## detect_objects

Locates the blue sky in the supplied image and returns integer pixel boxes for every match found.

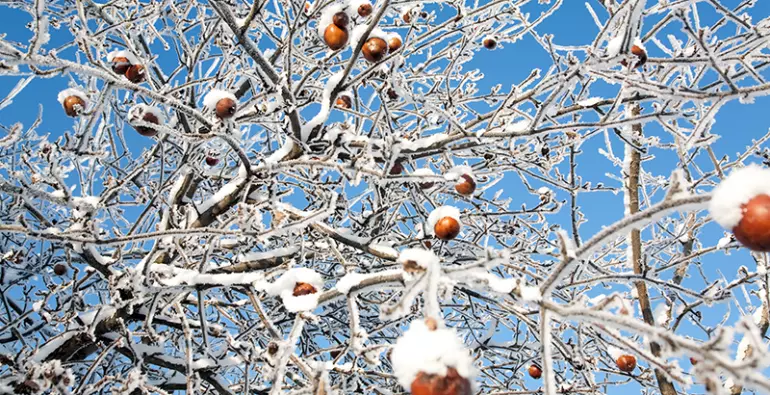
[3,1,770,393]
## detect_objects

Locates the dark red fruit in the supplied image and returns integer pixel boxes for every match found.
[332,12,349,28]
[63,96,86,117]
[411,367,471,395]
[53,264,67,276]
[733,194,770,251]
[362,37,387,62]
[215,98,237,119]
[205,156,219,166]
[528,364,542,379]
[125,64,146,83]
[293,282,317,296]
[111,56,131,74]
[435,217,460,240]
[454,174,476,196]
[324,24,348,50]
[135,112,159,137]
[616,354,637,372]
[358,3,372,17]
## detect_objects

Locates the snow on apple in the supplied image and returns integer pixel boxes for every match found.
[264,267,324,312]
[391,319,475,393]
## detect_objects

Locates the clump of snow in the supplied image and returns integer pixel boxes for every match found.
[505,119,530,134]
[203,89,237,111]
[577,97,603,107]
[398,248,439,272]
[607,36,645,57]
[264,268,324,312]
[444,165,473,181]
[708,164,770,229]
[391,320,476,389]
[606,36,624,57]
[606,345,625,359]
[106,49,139,65]
[56,87,88,106]
[336,272,367,294]
[350,25,388,49]
[426,206,462,236]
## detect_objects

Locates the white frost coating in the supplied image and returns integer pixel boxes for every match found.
[444,165,473,181]
[607,36,644,57]
[577,97,604,107]
[264,268,324,312]
[412,168,435,175]
[56,87,88,105]
[153,265,265,287]
[302,72,345,141]
[266,139,297,163]
[238,246,299,262]
[505,119,530,134]
[203,89,237,111]
[398,248,440,271]
[607,36,623,57]
[370,243,398,257]
[391,320,475,389]
[336,272,367,294]
[197,177,245,214]
[318,3,345,37]
[33,331,77,362]
[708,164,770,229]
[106,49,139,65]
[606,345,624,359]
[426,206,462,236]
[520,285,542,302]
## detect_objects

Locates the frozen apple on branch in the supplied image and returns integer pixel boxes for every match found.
[709,164,770,251]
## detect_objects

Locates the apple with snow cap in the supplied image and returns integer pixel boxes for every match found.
[455,174,476,196]
[62,96,86,117]
[392,320,475,395]
[621,44,647,69]
[128,104,164,137]
[428,206,462,241]
[388,35,403,52]
[266,267,324,312]
[107,50,138,75]
[708,164,770,251]
[58,88,88,117]
[608,36,647,69]
[398,248,439,275]
[362,37,388,62]
[412,168,436,189]
[204,90,238,120]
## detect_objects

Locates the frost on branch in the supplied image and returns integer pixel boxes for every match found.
[3,0,770,394]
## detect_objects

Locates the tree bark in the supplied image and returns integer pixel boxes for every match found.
[627,105,678,395]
